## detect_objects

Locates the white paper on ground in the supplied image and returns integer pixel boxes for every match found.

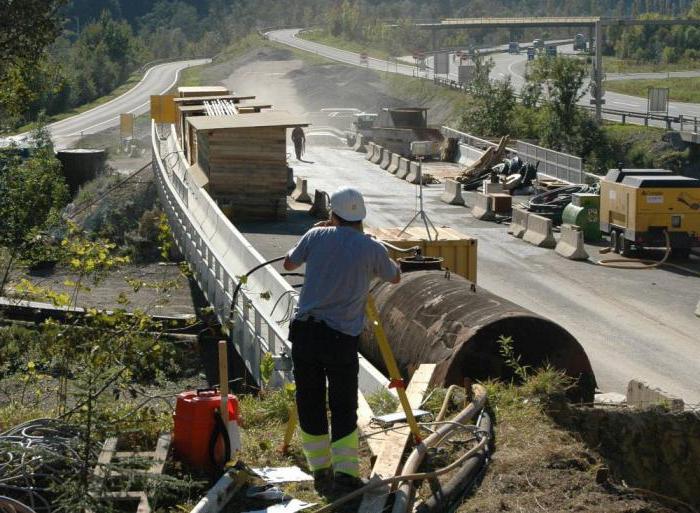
[251,466,313,484]
[243,499,315,513]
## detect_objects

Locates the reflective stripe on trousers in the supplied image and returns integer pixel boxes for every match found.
[300,430,331,471]
[331,429,359,477]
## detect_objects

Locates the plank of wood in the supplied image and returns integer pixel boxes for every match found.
[147,433,171,475]
[357,391,385,457]
[358,364,436,513]
[93,437,118,478]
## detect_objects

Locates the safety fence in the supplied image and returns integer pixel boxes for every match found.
[151,122,388,393]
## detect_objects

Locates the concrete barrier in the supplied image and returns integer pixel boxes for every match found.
[352,134,366,153]
[627,379,684,412]
[396,158,411,179]
[696,299,700,317]
[471,192,495,221]
[388,153,401,174]
[508,207,529,238]
[292,177,312,204]
[440,179,465,206]
[380,149,392,170]
[523,213,556,248]
[370,145,384,165]
[555,224,589,260]
[365,142,376,161]
[483,180,504,194]
[309,189,330,219]
[406,161,422,184]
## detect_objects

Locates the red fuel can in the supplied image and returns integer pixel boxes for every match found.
[173,388,240,472]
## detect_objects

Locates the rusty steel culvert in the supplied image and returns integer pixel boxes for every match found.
[361,270,596,402]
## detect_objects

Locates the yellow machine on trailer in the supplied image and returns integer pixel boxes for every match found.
[600,168,700,258]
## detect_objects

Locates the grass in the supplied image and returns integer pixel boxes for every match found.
[604,56,700,74]
[602,122,689,171]
[605,76,700,103]
[300,30,394,61]
[8,71,144,136]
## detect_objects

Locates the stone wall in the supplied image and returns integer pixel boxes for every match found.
[553,404,700,508]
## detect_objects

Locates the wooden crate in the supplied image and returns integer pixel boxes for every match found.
[365,226,478,283]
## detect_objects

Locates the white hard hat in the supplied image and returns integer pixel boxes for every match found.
[330,186,366,222]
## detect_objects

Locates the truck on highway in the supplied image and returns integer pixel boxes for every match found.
[508,41,520,54]
[600,168,700,257]
[533,38,545,51]
[546,45,557,57]
[574,33,587,51]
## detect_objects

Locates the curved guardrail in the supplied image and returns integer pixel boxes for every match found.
[151,121,389,394]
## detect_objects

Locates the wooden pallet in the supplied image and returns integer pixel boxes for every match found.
[90,433,171,513]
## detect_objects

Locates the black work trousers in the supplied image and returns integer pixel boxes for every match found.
[290,318,359,442]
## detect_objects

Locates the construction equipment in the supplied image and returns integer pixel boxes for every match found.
[351,107,443,158]
[600,168,700,257]
[562,193,601,241]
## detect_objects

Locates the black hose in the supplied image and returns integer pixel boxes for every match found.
[415,411,493,513]
[228,256,286,323]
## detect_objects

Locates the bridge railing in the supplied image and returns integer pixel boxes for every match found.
[151,122,389,394]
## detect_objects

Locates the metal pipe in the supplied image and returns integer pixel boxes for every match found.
[360,271,596,402]
[390,384,487,513]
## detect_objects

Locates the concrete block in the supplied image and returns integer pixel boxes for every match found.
[396,158,411,179]
[370,145,384,165]
[365,142,376,161]
[388,153,401,174]
[508,207,528,238]
[483,180,504,194]
[471,192,495,221]
[695,299,700,317]
[380,149,393,170]
[440,179,465,206]
[627,379,684,412]
[406,161,422,184]
[523,213,556,248]
[555,224,589,260]
[309,189,330,219]
[490,193,512,215]
[292,177,312,204]
[352,134,366,152]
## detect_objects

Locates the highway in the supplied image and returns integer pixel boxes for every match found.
[268,29,700,129]
[5,58,209,149]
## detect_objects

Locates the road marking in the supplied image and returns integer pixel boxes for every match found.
[65,61,195,137]
[610,101,639,107]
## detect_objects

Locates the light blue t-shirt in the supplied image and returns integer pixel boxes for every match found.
[287,226,399,336]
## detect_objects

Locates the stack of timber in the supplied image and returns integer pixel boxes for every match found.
[187,112,309,221]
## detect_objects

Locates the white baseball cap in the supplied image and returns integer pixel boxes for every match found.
[330,186,366,222]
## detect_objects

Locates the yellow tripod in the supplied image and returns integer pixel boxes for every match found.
[280,296,423,452]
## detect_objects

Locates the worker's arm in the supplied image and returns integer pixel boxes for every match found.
[375,245,401,284]
[389,264,401,284]
[284,229,315,271]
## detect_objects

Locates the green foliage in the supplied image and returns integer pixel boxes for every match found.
[458,56,517,138]
[366,387,399,416]
[497,335,530,382]
[259,352,275,387]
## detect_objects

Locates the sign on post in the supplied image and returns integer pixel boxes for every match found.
[457,65,475,85]
[434,52,449,75]
[150,94,177,124]
[120,113,135,139]
[647,87,669,114]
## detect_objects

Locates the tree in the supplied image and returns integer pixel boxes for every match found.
[0,124,69,295]
[528,56,588,150]
[0,0,66,75]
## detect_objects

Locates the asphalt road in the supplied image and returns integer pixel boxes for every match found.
[5,58,209,150]
[237,39,700,405]
[269,29,700,130]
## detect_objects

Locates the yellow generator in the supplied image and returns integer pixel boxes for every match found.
[600,168,700,258]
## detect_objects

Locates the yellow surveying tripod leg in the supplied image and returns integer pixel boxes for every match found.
[279,404,298,455]
[366,295,423,443]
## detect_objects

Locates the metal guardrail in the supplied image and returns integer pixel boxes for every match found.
[151,122,389,393]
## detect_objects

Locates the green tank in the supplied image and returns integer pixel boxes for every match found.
[562,193,601,241]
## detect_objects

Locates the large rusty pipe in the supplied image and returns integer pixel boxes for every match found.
[360,270,596,401]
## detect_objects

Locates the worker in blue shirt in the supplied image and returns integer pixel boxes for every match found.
[284,186,400,494]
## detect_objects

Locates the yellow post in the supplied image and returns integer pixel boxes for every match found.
[279,404,298,455]
[366,295,423,443]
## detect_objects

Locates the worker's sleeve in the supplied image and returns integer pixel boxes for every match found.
[374,243,400,282]
[287,230,314,265]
